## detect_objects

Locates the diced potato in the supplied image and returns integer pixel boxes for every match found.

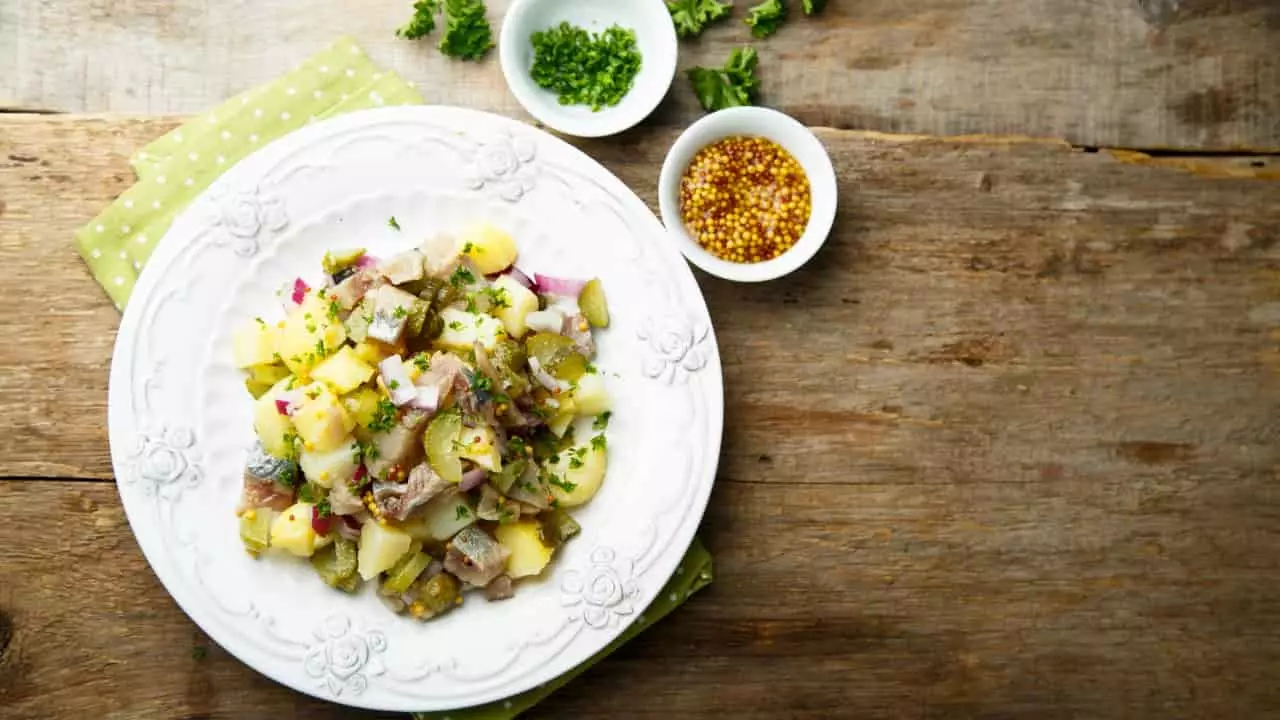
[571,373,610,417]
[311,346,375,394]
[436,308,506,352]
[459,224,518,275]
[398,490,475,542]
[341,387,382,428]
[494,521,554,579]
[353,339,396,366]
[459,425,502,472]
[357,520,412,580]
[271,503,319,557]
[277,293,347,375]
[299,438,359,489]
[233,321,277,368]
[492,275,539,338]
[253,379,297,458]
[292,383,355,453]
[546,442,608,507]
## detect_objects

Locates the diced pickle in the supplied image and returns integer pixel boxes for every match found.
[322,248,366,275]
[526,333,588,382]
[538,508,582,547]
[248,363,291,387]
[492,458,528,495]
[382,551,432,595]
[239,510,274,555]
[245,378,274,399]
[344,296,375,343]
[311,537,359,588]
[579,279,609,328]
[411,572,460,618]
[424,411,463,484]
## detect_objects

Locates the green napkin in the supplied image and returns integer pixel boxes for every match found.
[73,36,714,718]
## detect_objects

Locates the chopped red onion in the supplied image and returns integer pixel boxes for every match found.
[354,254,380,269]
[274,399,290,416]
[379,355,417,406]
[337,517,362,540]
[459,467,488,492]
[311,506,333,535]
[534,273,586,298]
[503,266,535,289]
[291,278,310,305]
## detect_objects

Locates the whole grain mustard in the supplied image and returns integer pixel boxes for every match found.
[678,136,812,264]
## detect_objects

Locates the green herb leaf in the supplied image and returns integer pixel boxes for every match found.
[666,0,732,38]
[801,0,825,14]
[455,504,471,520]
[439,0,494,60]
[388,216,402,231]
[745,0,785,37]
[687,46,759,112]
[397,0,441,39]
[367,398,398,432]
[590,433,608,451]
[450,265,476,287]
[316,498,332,518]
[592,411,612,431]
[530,22,643,112]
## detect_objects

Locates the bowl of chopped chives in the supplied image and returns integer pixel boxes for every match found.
[498,0,678,138]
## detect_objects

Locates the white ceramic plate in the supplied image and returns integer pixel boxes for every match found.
[108,106,722,712]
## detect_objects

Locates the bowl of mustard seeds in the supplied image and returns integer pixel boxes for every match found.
[658,106,837,282]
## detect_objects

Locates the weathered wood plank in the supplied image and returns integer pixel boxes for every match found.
[2,0,1278,150]
[2,115,1278,481]
[1,478,1277,718]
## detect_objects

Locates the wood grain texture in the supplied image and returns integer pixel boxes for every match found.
[2,0,1279,150]
[2,115,1280,718]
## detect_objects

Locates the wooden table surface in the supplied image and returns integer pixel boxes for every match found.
[2,2,1280,719]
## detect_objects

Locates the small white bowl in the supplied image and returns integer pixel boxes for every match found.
[499,0,678,138]
[658,107,838,282]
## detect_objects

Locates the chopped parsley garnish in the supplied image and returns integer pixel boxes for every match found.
[667,0,732,38]
[448,320,464,331]
[392,305,408,319]
[388,380,400,390]
[465,294,478,313]
[592,411,612,431]
[316,498,332,518]
[546,472,578,493]
[530,22,642,112]
[254,316,266,326]
[450,265,476,287]
[802,0,826,13]
[507,436,528,457]
[279,463,299,488]
[590,434,608,451]
[687,46,759,112]
[484,287,510,309]
[745,0,785,37]
[568,446,586,469]
[411,353,431,372]
[327,299,341,320]
[585,363,598,375]
[462,241,474,254]
[455,504,471,520]
[470,373,493,393]
[367,398,398,432]
[388,215,402,231]
[298,483,317,503]
[313,338,328,361]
